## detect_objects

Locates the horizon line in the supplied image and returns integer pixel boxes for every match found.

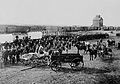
[0,23,119,27]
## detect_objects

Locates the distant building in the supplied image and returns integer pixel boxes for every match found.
[7,26,29,33]
[92,15,103,28]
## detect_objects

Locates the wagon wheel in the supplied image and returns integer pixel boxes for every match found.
[100,53,104,58]
[70,58,84,70]
[44,56,50,65]
[23,60,31,66]
[50,60,61,71]
[19,59,25,65]
[106,53,113,59]
[41,56,50,66]
[30,59,38,67]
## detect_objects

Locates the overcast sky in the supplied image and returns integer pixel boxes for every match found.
[0,0,119,26]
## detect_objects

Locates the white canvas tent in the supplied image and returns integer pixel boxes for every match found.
[12,33,28,40]
[28,32,42,39]
[0,34,13,43]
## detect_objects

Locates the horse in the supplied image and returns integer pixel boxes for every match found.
[74,42,87,54]
[107,39,115,47]
[87,44,98,61]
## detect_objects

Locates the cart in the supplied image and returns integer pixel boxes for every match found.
[98,50,113,60]
[50,53,84,71]
[20,52,50,67]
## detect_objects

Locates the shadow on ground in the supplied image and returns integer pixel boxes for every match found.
[100,56,120,63]
[55,67,111,74]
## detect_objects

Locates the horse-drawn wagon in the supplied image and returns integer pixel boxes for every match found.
[50,53,84,71]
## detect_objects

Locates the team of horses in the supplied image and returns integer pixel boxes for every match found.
[74,40,114,61]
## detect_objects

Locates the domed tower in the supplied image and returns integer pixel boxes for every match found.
[92,15,103,27]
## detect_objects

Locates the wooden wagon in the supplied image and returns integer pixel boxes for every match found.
[50,53,84,71]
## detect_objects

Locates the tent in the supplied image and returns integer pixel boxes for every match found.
[12,33,28,40]
[28,31,42,39]
[0,34,13,43]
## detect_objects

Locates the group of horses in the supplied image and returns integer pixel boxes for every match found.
[73,40,114,61]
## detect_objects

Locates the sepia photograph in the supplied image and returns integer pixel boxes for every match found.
[0,0,120,84]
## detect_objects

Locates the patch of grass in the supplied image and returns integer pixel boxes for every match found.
[96,74,120,84]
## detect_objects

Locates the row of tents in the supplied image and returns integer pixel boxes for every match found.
[0,32,43,43]
[0,31,109,44]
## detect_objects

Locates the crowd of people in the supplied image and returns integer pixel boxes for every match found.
[1,35,76,65]
[0,34,115,65]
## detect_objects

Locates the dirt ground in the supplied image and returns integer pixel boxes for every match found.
[1,36,120,84]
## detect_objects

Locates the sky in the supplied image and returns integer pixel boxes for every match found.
[0,0,119,26]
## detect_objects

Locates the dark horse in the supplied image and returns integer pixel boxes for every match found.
[74,43,87,54]
[88,48,97,60]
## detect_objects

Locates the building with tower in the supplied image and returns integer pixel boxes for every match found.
[92,15,103,28]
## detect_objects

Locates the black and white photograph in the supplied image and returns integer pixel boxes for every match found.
[0,0,120,84]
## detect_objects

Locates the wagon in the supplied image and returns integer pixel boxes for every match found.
[20,52,50,67]
[50,53,84,71]
[98,50,113,60]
